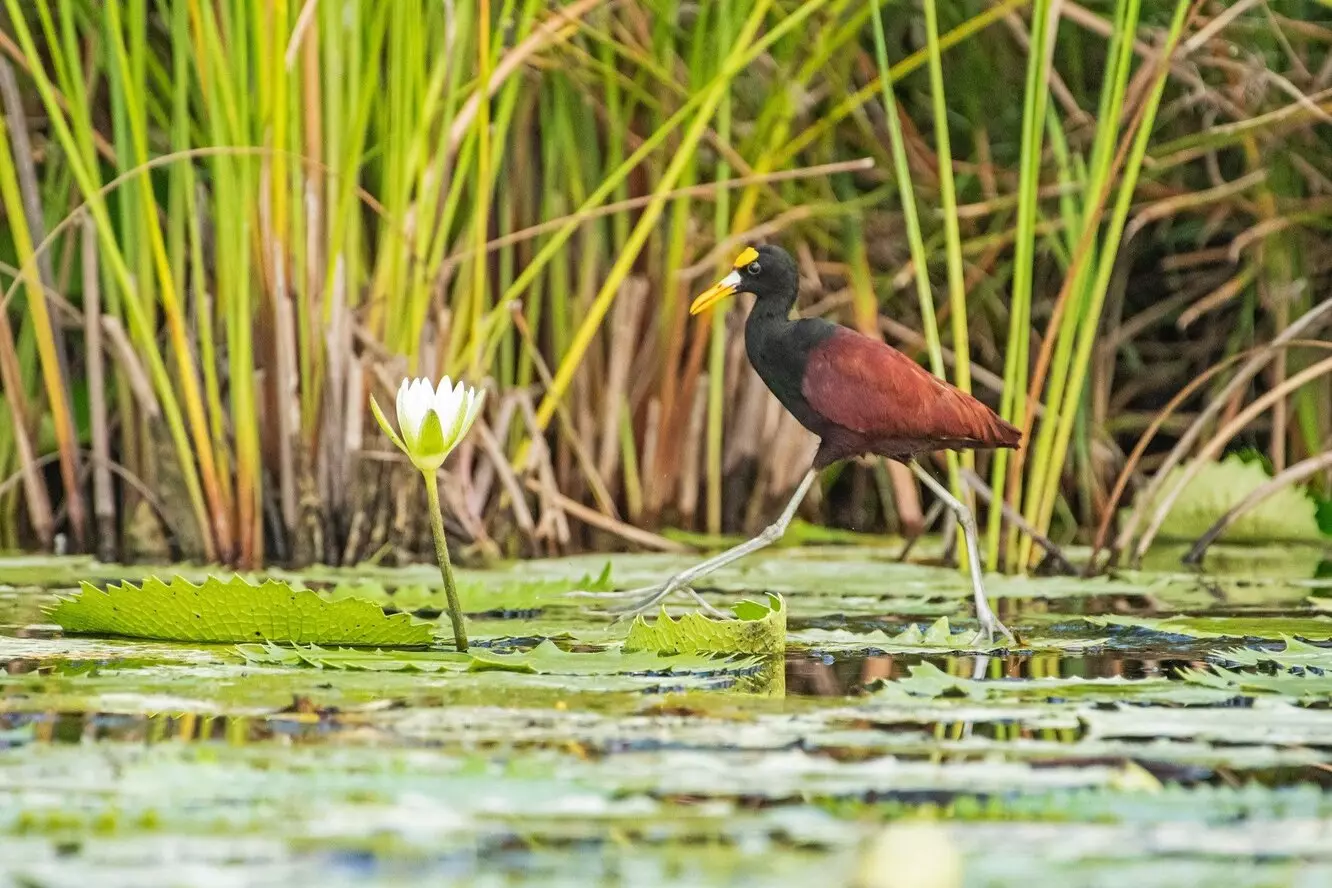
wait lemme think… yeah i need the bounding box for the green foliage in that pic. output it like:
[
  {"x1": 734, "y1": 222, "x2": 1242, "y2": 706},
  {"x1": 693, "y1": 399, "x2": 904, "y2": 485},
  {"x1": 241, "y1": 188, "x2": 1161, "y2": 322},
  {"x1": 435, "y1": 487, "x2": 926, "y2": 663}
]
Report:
[
  {"x1": 1214, "y1": 636, "x2": 1332, "y2": 670},
  {"x1": 876, "y1": 661, "x2": 1230, "y2": 705},
  {"x1": 624, "y1": 593, "x2": 785, "y2": 655},
  {"x1": 238, "y1": 638, "x2": 758, "y2": 677},
  {"x1": 1138, "y1": 455, "x2": 1324, "y2": 544},
  {"x1": 46, "y1": 576, "x2": 435, "y2": 645},
  {"x1": 321, "y1": 563, "x2": 616, "y2": 614},
  {"x1": 1084, "y1": 613, "x2": 1332, "y2": 642},
  {"x1": 792, "y1": 616, "x2": 1106, "y2": 653},
  {"x1": 1317, "y1": 497, "x2": 1332, "y2": 536},
  {"x1": 1178, "y1": 664, "x2": 1332, "y2": 701}
]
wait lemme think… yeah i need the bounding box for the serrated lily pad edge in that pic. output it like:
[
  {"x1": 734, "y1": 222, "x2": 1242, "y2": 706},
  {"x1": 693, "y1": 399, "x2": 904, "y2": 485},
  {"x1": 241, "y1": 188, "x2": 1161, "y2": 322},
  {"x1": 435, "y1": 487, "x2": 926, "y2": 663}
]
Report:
[
  {"x1": 42, "y1": 574, "x2": 438, "y2": 647},
  {"x1": 623, "y1": 592, "x2": 786, "y2": 656}
]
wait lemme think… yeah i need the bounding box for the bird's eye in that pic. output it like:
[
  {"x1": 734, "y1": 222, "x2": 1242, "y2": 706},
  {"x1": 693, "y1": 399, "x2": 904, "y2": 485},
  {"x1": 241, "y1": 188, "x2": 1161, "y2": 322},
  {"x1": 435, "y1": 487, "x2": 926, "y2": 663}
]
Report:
[{"x1": 747, "y1": 261, "x2": 762, "y2": 275}]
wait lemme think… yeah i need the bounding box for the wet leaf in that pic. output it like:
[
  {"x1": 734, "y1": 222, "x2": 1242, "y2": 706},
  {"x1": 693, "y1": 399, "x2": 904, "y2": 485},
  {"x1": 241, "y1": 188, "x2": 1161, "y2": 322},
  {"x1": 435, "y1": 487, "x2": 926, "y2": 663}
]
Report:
[
  {"x1": 237, "y1": 639, "x2": 760, "y2": 677},
  {"x1": 1213, "y1": 636, "x2": 1332, "y2": 669},
  {"x1": 46, "y1": 576, "x2": 435, "y2": 645},
  {"x1": 1083, "y1": 613, "x2": 1332, "y2": 641},
  {"x1": 624, "y1": 593, "x2": 785, "y2": 655},
  {"x1": 876, "y1": 662, "x2": 1230, "y2": 705},
  {"x1": 1177, "y1": 664, "x2": 1332, "y2": 701},
  {"x1": 792, "y1": 617, "x2": 1107, "y2": 653},
  {"x1": 322, "y1": 563, "x2": 615, "y2": 615}
]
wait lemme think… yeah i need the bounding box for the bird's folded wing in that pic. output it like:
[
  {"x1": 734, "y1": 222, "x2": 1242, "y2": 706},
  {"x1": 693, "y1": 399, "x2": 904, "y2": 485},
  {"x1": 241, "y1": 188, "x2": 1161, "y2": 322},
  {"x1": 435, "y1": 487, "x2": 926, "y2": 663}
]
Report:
[{"x1": 800, "y1": 328, "x2": 1017, "y2": 446}]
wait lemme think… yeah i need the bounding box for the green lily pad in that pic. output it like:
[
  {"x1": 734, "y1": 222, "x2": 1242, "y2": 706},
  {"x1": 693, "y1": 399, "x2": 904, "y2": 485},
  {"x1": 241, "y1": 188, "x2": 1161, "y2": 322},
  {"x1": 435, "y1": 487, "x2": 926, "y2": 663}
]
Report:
[
  {"x1": 624, "y1": 593, "x2": 785, "y2": 655},
  {"x1": 45, "y1": 576, "x2": 435, "y2": 646},
  {"x1": 1178, "y1": 664, "x2": 1332, "y2": 701},
  {"x1": 792, "y1": 617, "x2": 1107, "y2": 653},
  {"x1": 1083, "y1": 613, "x2": 1332, "y2": 641},
  {"x1": 238, "y1": 638, "x2": 760, "y2": 677},
  {"x1": 876, "y1": 661, "x2": 1231, "y2": 705},
  {"x1": 1213, "y1": 636, "x2": 1332, "y2": 669}
]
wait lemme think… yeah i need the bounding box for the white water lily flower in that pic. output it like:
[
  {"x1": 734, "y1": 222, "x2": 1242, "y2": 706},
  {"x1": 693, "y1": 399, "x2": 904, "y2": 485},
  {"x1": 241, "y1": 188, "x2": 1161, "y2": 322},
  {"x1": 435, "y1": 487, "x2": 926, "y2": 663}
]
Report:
[{"x1": 371, "y1": 376, "x2": 486, "y2": 473}]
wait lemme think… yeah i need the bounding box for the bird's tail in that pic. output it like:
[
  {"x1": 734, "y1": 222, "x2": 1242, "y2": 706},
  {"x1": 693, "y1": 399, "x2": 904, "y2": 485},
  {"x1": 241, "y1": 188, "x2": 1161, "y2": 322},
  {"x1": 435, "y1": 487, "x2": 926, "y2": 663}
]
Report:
[{"x1": 993, "y1": 416, "x2": 1022, "y2": 449}]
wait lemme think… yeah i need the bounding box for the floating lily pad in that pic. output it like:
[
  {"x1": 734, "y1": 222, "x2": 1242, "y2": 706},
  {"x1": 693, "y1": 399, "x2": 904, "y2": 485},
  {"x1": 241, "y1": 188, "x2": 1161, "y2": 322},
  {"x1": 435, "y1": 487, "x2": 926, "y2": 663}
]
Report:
[
  {"x1": 624, "y1": 593, "x2": 785, "y2": 655},
  {"x1": 792, "y1": 617, "x2": 1107, "y2": 653},
  {"x1": 238, "y1": 638, "x2": 760, "y2": 678},
  {"x1": 1083, "y1": 613, "x2": 1332, "y2": 641},
  {"x1": 1213, "y1": 636, "x2": 1332, "y2": 670},
  {"x1": 45, "y1": 576, "x2": 435, "y2": 646}
]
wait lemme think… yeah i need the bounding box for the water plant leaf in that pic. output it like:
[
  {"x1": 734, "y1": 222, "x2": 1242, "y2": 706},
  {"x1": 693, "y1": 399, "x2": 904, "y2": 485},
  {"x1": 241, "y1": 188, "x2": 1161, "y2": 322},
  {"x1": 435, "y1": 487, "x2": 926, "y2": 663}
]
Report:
[
  {"x1": 1177, "y1": 664, "x2": 1332, "y2": 701},
  {"x1": 1083, "y1": 614, "x2": 1332, "y2": 641},
  {"x1": 45, "y1": 576, "x2": 435, "y2": 645},
  {"x1": 1213, "y1": 636, "x2": 1332, "y2": 670},
  {"x1": 876, "y1": 661, "x2": 1228, "y2": 705},
  {"x1": 237, "y1": 638, "x2": 759, "y2": 677},
  {"x1": 1135, "y1": 454, "x2": 1324, "y2": 544},
  {"x1": 792, "y1": 617, "x2": 1107, "y2": 653},
  {"x1": 1317, "y1": 497, "x2": 1332, "y2": 536},
  {"x1": 321, "y1": 563, "x2": 616, "y2": 615},
  {"x1": 623, "y1": 593, "x2": 785, "y2": 655}
]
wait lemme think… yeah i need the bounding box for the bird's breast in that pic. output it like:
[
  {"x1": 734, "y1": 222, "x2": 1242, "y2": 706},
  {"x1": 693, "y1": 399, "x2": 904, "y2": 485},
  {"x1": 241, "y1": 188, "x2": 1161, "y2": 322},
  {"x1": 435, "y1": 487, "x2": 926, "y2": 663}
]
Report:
[{"x1": 744, "y1": 317, "x2": 838, "y2": 434}]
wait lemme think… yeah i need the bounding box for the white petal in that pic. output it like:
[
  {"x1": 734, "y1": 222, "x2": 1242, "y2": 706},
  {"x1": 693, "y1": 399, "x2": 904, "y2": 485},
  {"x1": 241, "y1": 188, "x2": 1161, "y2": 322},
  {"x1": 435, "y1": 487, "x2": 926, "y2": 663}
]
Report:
[
  {"x1": 395, "y1": 379, "x2": 411, "y2": 432},
  {"x1": 461, "y1": 386, "x2": 485, "y2": 435},
  {"x1": 433, "y1": 376, "x2": 458, "y2": 428},
  {"x1": 440, "y1": 379, "x2": 469, "y2": 447},
  {"x1": 399, "y1": 377, "x2": 431, "y2": 441}
]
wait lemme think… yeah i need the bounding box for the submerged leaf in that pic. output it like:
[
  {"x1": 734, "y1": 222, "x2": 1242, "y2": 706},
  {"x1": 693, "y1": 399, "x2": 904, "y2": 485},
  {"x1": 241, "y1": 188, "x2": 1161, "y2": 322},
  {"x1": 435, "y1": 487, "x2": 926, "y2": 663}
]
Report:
[
  {"x1": 624, "y1": 593, "x2": 785, "y2": 655},
  {"x1": 46, "y1": 576, "x2": 435, "y2": 646}
]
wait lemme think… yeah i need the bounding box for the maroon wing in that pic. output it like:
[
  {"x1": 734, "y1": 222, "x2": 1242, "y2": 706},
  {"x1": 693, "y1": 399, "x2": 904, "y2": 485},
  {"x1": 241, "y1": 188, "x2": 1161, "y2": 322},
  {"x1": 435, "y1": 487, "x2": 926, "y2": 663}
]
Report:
[{"x1": 800, "y1": 327, "x2": 1020, "y2": 451}]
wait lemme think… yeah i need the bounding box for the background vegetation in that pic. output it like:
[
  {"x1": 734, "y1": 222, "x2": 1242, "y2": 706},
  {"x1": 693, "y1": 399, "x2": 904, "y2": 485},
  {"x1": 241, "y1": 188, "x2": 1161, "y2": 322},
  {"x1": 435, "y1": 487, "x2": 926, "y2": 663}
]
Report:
[{"x1": 0, "y1": 0, "x2": 1328, "y2": 571}]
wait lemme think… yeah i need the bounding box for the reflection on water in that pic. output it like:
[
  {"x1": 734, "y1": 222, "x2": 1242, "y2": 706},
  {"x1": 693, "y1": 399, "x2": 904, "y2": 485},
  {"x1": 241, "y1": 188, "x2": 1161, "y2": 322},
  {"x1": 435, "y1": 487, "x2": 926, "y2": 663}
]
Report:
[{"x1": 0, "y1": 710, "x2": 328, "y2": 746}]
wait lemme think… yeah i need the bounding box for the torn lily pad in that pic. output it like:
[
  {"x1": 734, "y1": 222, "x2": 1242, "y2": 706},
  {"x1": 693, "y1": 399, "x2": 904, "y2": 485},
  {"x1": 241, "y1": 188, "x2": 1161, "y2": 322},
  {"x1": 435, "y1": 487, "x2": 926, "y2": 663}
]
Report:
[
  {"x1": 624, "y1": 593, "x2": 785, "y2": 655},
  {"x1": 46, "y1": 576, "x2": 435, "y2": 646}
]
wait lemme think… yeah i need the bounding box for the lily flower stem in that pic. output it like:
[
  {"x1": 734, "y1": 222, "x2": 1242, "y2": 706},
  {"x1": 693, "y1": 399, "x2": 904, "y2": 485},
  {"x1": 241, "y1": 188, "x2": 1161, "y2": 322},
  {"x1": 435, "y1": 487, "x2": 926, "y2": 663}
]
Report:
[{"x1": 422, "y1": 469, "x2": 469, "y2": 652}]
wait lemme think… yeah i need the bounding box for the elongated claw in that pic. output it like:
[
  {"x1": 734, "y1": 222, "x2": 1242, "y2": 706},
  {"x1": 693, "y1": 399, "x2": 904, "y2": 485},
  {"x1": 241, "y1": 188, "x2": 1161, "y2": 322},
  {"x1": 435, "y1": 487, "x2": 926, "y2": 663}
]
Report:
[{"x1": 972, "y1": 603, "x2": 1015, "y2": 647}]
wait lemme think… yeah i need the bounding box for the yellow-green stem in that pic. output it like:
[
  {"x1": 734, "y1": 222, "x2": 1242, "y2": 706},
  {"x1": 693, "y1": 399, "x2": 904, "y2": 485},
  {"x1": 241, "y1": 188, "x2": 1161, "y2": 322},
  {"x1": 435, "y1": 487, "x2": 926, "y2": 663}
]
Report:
[{"x1": 423, "y1": 469, "x2": 469, "y2": 652}]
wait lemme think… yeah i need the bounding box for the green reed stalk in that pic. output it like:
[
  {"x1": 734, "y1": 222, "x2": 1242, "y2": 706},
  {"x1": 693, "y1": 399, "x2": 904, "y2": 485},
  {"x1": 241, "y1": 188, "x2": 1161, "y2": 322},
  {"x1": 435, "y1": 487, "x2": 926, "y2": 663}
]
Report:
[
  {"x1": 706, "y1": 0, "x2": 734, "y2": 536},
  {"x1": 1025, "y1": 0, "x2": 1192, "y2": 558},
  {"x1": 985, "y1": 0, "x2": 1055, "y2": 570},
  {"x1": 869, "y1": 0, "x2": 962, "y2": 505}
]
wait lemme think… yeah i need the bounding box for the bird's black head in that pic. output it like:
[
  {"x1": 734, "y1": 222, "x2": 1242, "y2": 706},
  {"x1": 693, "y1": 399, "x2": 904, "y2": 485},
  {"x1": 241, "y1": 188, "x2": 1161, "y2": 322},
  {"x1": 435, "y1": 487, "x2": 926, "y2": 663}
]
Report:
[{"x1": 689, "y1": 244, "x2": 799, "y2": 316}]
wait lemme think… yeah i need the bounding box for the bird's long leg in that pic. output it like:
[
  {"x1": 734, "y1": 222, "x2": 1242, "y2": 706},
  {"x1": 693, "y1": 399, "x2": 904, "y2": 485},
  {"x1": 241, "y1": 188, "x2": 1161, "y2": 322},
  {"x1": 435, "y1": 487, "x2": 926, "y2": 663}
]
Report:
[
  {"x1": 909, "y1": 460, "x2": 1015, "y2": 645},
  {"x1": 609, "y1": 469, "x2": 820, "y2": 617}
]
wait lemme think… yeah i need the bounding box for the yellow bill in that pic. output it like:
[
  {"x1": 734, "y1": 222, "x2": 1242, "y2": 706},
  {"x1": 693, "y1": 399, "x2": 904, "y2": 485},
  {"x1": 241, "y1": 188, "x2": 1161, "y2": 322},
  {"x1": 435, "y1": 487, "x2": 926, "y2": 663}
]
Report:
[{"x1": 689, "y1": 248, "x2": 759, "y2": 315}]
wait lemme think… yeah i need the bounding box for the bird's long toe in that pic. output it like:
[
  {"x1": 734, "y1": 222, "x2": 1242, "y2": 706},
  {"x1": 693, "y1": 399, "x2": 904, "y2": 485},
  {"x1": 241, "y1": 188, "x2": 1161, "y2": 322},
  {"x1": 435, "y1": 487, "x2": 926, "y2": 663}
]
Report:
[{"x1": 603, "y1": 583, "x2": 730, "y2": 621}]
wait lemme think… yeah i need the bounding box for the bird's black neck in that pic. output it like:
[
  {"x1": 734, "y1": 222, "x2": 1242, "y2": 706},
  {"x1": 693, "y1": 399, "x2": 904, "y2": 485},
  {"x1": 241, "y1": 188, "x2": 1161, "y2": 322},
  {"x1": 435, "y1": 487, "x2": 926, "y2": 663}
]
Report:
[
  {"x1": 745, "y1": 290, "x2": 796, "y2": 333},
  {"x1": 744, "y1": 291, "x2": 835, "y2": 429}
]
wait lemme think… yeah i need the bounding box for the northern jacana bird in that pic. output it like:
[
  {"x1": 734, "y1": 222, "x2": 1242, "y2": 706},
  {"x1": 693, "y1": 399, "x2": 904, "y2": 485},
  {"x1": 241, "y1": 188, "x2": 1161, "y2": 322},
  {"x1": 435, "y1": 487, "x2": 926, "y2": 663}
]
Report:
[{"x1": 622, "y1": 244, "x2": 1020, "y2": 643}]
